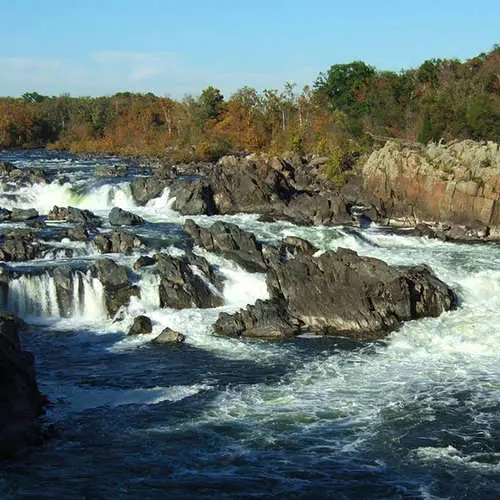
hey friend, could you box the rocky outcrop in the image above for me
[47,206,101,227]
[155,253,223,309]
[108,207,145,227]
[94,230,142,254]
[130,177,167,205]
[362,140,500,239]
[171,179,217,215]
[214,242,456,340]
[0,313,44,458]
[9,208,39,222]
[91,258,139,317]
[152,327,185,344]
[183,219,266,273]
[0,229,39,262]
[0,161,47,186]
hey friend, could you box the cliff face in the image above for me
[362,140,500,232]
[0,313,44,458]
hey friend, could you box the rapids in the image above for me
[0,149,499,498]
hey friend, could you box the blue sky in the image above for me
[1,0,498,98]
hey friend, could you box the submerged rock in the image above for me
[109,207,145,227]
[152,327,185,344]
[0,313,45,458]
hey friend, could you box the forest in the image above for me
[0,46,499,165]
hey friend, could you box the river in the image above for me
[1,149,499,499]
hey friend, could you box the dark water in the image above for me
[1,150,499,499]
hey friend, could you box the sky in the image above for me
[0,0,498,98]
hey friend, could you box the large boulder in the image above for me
[0,313,44,458]
[47,206,101,227]
[362,140,500,239]
[130,177,167,206]
[0,161,47,186]
[155,253,223,309]
[215,243,456,340]
[128,315,152,335]
[266,246,457,338]
[0,230,39,262]
[183,219,266,273]
[108,207,145,227]
[152,327,186,344]
[215,299,295,340]
[171,179,217,215]
[94,230,142,254]
[91,258,139,317]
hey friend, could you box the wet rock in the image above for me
[155,253,223,309]
[47,206,101,227]
[130,177,167,205]
[171,179,217,215]
[0,208,12,221]
[133,255,156,270]
[109,207,145,227]
[266,247,457,338]
[281,236,317,257]
[0,161,47,186]
[94,164,127,178]
[0,231,39,262]
[128,315,152,335]
[91,258,139,317]
[152,327,185,344]
[183,219,266,273]
[215,299,296,340]
[0,313,45,458]
[67,224,89,241]
[9,208,39,222]
[95,230,142,254]
[50,265,75,317]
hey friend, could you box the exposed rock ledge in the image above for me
[362,140,500,240]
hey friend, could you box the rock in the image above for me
[67,224,89,241]
[94,164,127,178]
[50,265,75,317]
[0,313,44,458]
[133,255,156,270]
[9,208,39,222]
[0,208,12,221]
[128,315,152,335]
[95,231,142,254]
[155,253,223,309]
[91,258,139,317]
[0,232,39,262]
[362,140,500,237]
[281,236,317,257]
[0,161,47,186]
[130,177,167,205]
[152,327,185,344]
[171,179,217,215]
[183,219,266,273]
[47,206,101,227]
[215,299,296,340]
[109,207,145,227]
[265,247,456,338]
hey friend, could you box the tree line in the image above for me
[1,46,498,164]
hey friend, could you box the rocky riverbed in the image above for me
[0,147,499,498]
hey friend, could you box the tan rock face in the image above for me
[362,140,500,228]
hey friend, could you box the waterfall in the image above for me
[6,270,106,320]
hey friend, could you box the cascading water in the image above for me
[0,149,499,498]
[6,270,106,321]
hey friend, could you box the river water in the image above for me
[0,149,499,499]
